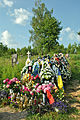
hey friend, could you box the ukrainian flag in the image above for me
[57,69,64,90]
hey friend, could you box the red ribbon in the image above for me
[46,90,54,104]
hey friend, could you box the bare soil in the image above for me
[66,79,80,120]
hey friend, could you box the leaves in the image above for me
[29,0,62,54]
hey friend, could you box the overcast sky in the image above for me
[0,0,80,49]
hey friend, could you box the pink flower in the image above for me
[49,82,53,86]
[52,84,55,87]
[3,80,6,83]
[31,76,34,80]
[5,78,9,82]
[37,85,42,90]
[10,79,13,83]
[15,78,18,81]
[35,83,39,88]
[8,80,12,85]
[24,87,28,91]
[23,91,24,93]
[30,91,34,95]
[36,89,40,93]
[44,88,48,93]
[36,87,41,93]
[20,88,22,92]
[12,78,16,82]
[37,83,39,86]
[42,85,46,90]
[28,89,31,92]
[46,84,50,87]
[6,84,10,88]
[31,93,34,95]
[47,87,51,91]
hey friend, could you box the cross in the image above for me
[27,51,31,59]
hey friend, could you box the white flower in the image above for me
[23,104,25,107]
[10,89,13,94]
[44,81,47,83]
[3,85,6,88]
[20,97,23,101]
[22,85,25,89]
[17,92,20,96]
[55,107,59,112]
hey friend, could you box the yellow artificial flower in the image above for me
[16,81,19,84]
[23,74,27,81]
[32,81,34,86]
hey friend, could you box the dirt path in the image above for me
[66,80,80,109]
[0,106,28,120]
[65,79,80,119]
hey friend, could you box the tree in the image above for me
[78,32,80,36]
[27,46,31,52]
[71,45,75,54]
[17,48,21,55]
[67,43,72,54]
[31,47,38,55]
[64,48,67,54]
[21,47,28,56]
[8,48,16,55]
[0,42,8,56]
[77,43,80,54]
[29,0,62,54]
[58,44,64,53]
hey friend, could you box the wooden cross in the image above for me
[27,51,31,59]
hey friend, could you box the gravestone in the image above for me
[12,54,18,67]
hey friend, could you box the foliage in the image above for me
[0,42,38,57]
[26,112,75,120]
[17,48,21,55]
[21,47,28,56]
[0,41,80,57]
[70,54,80,83]
[0,42,8,56]
[78,32,80,35]
[67,43,72,54]
[29,0,62,54]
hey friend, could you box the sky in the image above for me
[0,0,80,49]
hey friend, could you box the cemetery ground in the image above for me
[0,54,80,120]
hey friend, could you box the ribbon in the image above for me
[57,69,64,90]
[46,90,54,104]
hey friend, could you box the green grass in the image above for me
[0,54,80,81]
[70,59,80,83]
[26,112,76,120]
[0,56,26,81]
[70,54,80,60]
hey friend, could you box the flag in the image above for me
[57,69,64,89]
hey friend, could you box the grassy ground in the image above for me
[0,55,38,82]
[0,56,26,83]
[0,54,80,120]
